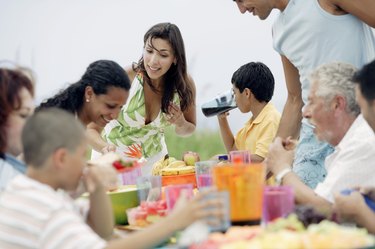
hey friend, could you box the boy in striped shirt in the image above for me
[0,108,224,249]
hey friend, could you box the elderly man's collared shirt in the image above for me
[315,115,375,202]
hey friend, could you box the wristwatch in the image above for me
[275,168,292,185]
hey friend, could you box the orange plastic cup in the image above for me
[213,163,266,224]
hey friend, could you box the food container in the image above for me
[213,163,266,225]
[126,200,167,227]
[108,185,139,225]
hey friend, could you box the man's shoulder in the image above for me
[349,115,375,142]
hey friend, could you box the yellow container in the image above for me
[213,164,265,224]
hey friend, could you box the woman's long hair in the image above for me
[133,22,194,113]
[0,66,34,158]
[37,60,130,114]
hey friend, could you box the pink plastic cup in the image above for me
[165,184,194,211]
[262,186,295,224]
[229,150,251,164]
[195,160,217,189]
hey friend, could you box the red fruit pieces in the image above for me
[112,160,125,170]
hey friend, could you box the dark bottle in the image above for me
[201,90,237,117]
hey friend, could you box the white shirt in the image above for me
[315,115,375,202]
[0,175,106,249]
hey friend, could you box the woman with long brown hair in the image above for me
[88,22,197,175]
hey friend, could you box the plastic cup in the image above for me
[195,160,217,189]
[136,175,162,202]
[118,166,142,185]
[200,188,231,232]
[165,184,194,211]
[229,150,251,164]
[213,164,265,225]
[262,186,295,224]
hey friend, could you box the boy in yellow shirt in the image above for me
[218,62,280,164]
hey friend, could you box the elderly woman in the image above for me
[0,65,35,190]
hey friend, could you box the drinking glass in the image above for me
[136,175,162,202]
[195,160,217,189]
[213,164,265,225]
[118,166,142,185]
[262,186,295,224]
[229,150,251,164]
[165,184,194,210]
[201,89,237,117]
[200,188,231,232]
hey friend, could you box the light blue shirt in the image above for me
[0,154,26,190]
[273,0,375,106]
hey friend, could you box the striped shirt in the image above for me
[0,175,106,249]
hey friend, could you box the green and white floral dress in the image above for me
[103,73,179,176]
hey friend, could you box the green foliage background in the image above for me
[164,127,226,160]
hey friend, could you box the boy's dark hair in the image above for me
[22,108,85,167]
[352,59,375,103]
[231,62,275,102]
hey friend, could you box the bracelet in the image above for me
[275,167,292,185]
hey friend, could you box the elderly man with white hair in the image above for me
[266,62,375,211]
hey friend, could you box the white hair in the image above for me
[310,62,360,117]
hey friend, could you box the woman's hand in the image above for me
[101,144,116,154]
[166,102,185,126]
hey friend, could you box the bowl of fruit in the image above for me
[152,153,199,188]
[126,200,168,227]
[86,153,144,225]
[109,185,140,225]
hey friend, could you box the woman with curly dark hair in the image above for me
[87,23,197,176]
[0,64,35,190]
[38,60,131,128]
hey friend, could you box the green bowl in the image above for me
[80,185,139,225]
[108,185,139,225]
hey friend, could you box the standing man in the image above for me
[232,0,375,188]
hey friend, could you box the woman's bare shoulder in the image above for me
[125,65,137,82]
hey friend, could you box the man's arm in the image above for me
[277,55,303,139]
[282,171,332,210]
[330,0,375,28]
[266,137,332,210]
[84,166,115,239]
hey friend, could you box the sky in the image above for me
[0,0,286,132]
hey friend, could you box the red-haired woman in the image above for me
[0,65,35,190]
